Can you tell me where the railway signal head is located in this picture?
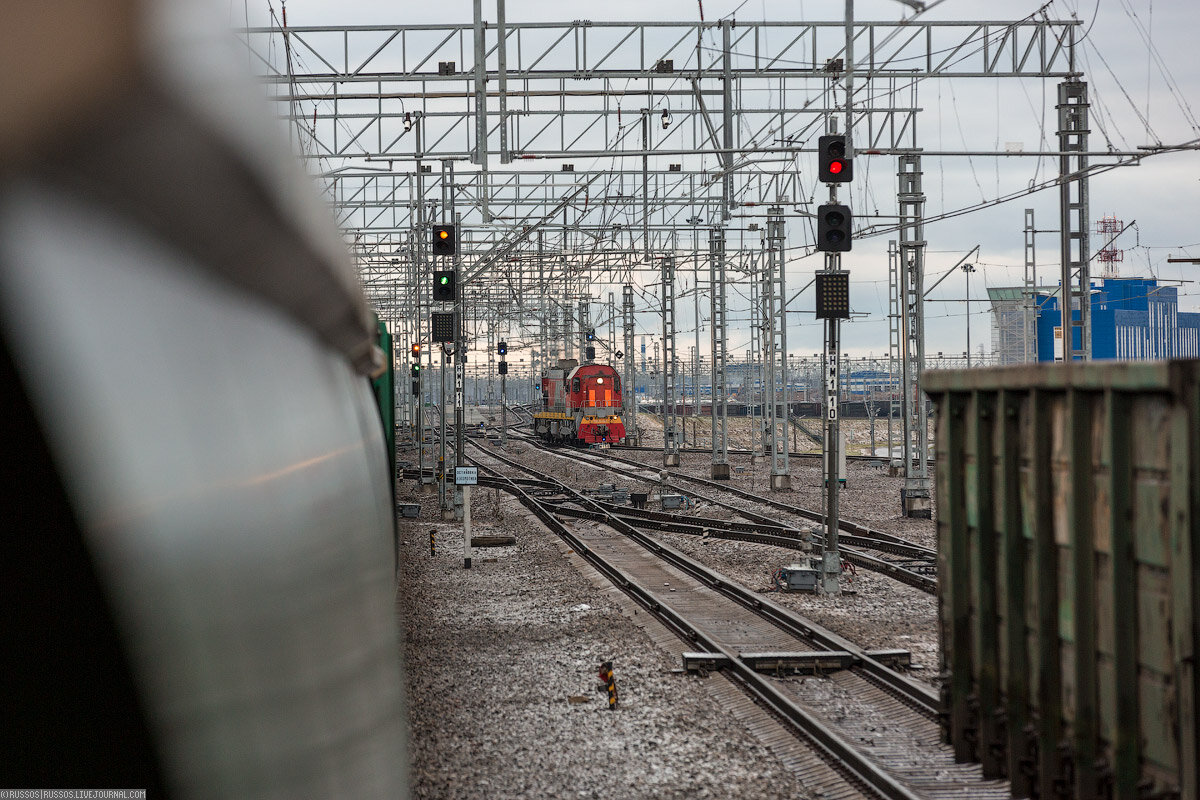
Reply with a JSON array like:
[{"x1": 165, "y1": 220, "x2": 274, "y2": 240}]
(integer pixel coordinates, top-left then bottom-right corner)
[
  {"x1": 498, "y1": 360, "x2": 508, "y2": 375},
  {"x1": 411, "y1": 342, "x2": 421, "y2": 359},
  {"x1": 433, "y1": 269, "x2": 456, "y2": 302},
  {"x1": 411, "y1": 364, "x2": 420, "y2": 377},
  {"x1": 815, "y1": 271, "x2": 851, "y2": 319},
  {"x1": 431, "y1": 311, "x2": 456, "y2": 343},
  {"x1": 816, "y1": 204, "x2": 852, "y2": 253},
  {"x1": 432, "y1": 224, "x2": 456, "y2": 256},
  {"x1": 498, "y1": 340, "x2": 507, "y2": 356},
  {"x1": 818, "y1": 135, "x2": 853, "y2": 183},
  {"x1": 585, "y1": 346, "x2": 596, "y2": 361},
  {"x1": 586, "y1": 328, "x2": 596, "y2": 341}
]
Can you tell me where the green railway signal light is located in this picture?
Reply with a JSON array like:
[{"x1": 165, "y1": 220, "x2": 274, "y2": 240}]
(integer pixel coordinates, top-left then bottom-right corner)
[{"x1": 433, "y1": 270, "x2": 456, "y2": 302}]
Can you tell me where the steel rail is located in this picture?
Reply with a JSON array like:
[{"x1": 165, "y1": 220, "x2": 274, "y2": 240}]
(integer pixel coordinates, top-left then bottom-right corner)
[
  {"x1": 460, "y1": 449, "x2": 928, "y2": 800},
  {"x1": 507, "y1": 431, "x2": 938, "y2": 583},
  {"x1": 577, "y1": 442, "x2": 935, "y2": 552},
  {"x1": 587, "y1": 504, "x2": 937, "y2": 595},
  {"x1": 465, "y1": 440, "x2": 939, "y2": 718}
]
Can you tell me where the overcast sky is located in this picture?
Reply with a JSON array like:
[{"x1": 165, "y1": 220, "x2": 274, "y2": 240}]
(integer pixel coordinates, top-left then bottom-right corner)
[{"x1": 238, "y1": 0, "x2": 1200, "y2": 360}]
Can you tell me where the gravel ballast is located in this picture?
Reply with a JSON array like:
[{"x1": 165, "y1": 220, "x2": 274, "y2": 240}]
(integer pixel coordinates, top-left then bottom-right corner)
[
  {"x1": 397, "y1": 481, "x2": 814, "y2": 799},
  {"x1": 396, "y1": 413, "x2": 943, "y2": 797}
]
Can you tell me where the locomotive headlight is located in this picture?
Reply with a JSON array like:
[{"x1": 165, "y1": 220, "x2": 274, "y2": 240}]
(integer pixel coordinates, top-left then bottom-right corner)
[{"x1": 597, "y1": 378, "x2": 604, "y2": 384}]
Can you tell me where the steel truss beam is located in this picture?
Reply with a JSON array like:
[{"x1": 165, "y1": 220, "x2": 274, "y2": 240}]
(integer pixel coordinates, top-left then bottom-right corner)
[
  {"x1": 897, "y1": 154, "x2": 931, "y2": 518},
  {"x1": 765, "y1": 207, "x2": 790, "y2": 490},
  {"x1": 1057, "y1": 80, "x2": 1090, "y2": 361},
  {"x1": 661, "y1": 255, "x2": 680, "y2": 466},
  {"x1": 248, "y1": 19, "x2": 1077, "y2": 165},
  {"x1": 708, "y1": 228, "x2": 729, "y2": 478}
]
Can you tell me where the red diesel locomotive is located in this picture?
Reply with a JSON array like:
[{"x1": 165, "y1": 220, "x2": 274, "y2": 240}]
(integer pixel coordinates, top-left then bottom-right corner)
[{"x1": 533, "y1": 358, "x2": 626, "y2": 444}]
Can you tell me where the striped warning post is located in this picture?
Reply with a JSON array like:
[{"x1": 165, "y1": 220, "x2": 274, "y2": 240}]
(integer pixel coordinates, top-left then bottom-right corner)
[{"x1": 598, "y1": 661, "x2": 617, "y2": 710}]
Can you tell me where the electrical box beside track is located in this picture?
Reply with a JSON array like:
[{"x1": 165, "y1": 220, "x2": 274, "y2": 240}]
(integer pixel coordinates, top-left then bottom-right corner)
[{"x1": 778, "y1": 563, "x2": 819, "y2": 593}]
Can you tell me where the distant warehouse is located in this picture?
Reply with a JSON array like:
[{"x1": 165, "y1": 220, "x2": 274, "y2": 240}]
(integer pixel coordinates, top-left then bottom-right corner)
[{"x1": 988, "y1": 278, "x2": 1200, "y2": 363}]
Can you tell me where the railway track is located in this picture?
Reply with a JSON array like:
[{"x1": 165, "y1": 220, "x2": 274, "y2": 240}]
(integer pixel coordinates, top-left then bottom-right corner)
[
  {"x1": 418, "y1": 407, "x2": 935, "y2": 592},
  {"x1": 501, "y1": 429, "x2": 937, "y2": 593},
  {"x1": 455, "y1": 439, "x2": 1006, "y2": 800},
  {"x1": 615, "y1": 410, "x2": 937, "y2": 469}
]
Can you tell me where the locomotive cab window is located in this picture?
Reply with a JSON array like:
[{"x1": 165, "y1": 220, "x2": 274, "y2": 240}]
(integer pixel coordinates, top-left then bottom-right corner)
[{"x1": 572, "y1": 378, "x2": 580, "y2": 392}]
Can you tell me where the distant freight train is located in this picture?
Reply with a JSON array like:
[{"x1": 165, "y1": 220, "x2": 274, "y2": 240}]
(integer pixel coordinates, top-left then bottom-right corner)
[{"x1": 534, "y1": 358, "x2": 626, "y2": 444}]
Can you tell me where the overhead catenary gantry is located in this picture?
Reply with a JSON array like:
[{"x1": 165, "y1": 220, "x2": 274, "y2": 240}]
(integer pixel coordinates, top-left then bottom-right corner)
[{"x1": 247, "y1": 11, "x2": 1091, "y2": 492}]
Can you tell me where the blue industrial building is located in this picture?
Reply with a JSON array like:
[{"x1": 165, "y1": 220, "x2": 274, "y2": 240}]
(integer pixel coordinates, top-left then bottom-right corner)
[{"x1": 1036, "y1": 277, "x2": 1200, "y2": 361}]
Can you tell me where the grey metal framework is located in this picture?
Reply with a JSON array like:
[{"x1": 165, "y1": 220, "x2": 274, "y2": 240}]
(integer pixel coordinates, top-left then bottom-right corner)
[
  {"x1": 246, "y1": 17, "x2": 1083, "y2": 259},
  {"x1": 764, "y1": 207, "x2": 790, "y2": 490},
  {"x1": 661, "y1": 255, "x2": 679, "y2": 466},
  {"x1": 1024, "y1": 207, "x2": 1037, "y2": 362},
  {"x1": 486, "y1": 315, "x2": 496, "y2": 403},
  {"x1": 897, "y1": 154, "x2": 930, "y2": 517},
  {"x1": 563, "y1": 297, "x2": 575, "y2": 361},
  {"x1": 708, "y1": 228, "x2": 729, "y2": 479},
  {"x1": 578, "y1": 298, "x2": 590, "y2": 361},
  {"x1": 247, "y1": 18, "x2": 1081, "y2": 162},
  {"x1": 606, "y1": 292, "x2": 616, "y2": 368},
  {"x1": 240, "y1": 14, "x2": 1108, "y2": 517},
  {"x1": 887, "y1": 239, "x2": 900, "y2": 461},
  {"x1": 622, "y1": 284, "x2": 637, "y2": 443},
  {"x1": 991, "y1": 293, "x2": 1032, "y2": 366},
  {"x1": 1057, "y1": 80, "x2": 1091, "y2": 361},
  {"x1": 747, "y1": 248, "x2": 764, "y2": 457}
]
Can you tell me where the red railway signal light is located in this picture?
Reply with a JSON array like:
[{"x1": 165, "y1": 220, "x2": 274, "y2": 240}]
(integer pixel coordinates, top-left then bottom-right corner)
[{"x1": 818, "y1": 135, "x2": 853, "y2": 183}]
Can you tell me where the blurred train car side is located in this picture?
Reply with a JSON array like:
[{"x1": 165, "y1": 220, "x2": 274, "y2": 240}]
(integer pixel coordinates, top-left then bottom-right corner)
[{"x1": 0, "y1": 2, "x2": 407, "y2": 797}]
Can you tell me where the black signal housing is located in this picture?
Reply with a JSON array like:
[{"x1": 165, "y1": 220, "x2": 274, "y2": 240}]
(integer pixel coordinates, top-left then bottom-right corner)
[
  {"x1": 816, "y1": 204, "x2": 852, "y2": 253},
  {"x1": 818, "y1": 135, "x2": 853, "y2": 183}
]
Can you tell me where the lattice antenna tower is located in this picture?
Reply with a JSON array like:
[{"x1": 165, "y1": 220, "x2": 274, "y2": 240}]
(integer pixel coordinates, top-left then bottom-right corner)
[{"x1": 1095, "y1": 214, "x2": 1124, "y2": 278}]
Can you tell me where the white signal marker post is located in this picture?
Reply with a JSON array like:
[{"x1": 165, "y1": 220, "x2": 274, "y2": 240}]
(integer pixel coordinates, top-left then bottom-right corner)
[
  {"x1": 823, "y1": 339, "x2": 841, "y2": 595},
  {"x1": 455, "y1": 466, "x2": 478, "y2": 568}
]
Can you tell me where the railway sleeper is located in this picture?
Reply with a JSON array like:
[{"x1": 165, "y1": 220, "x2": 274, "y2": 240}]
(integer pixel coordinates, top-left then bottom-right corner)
[
  {"x1": 863, "y1": 648, "x2": 913, "y2": 669},
  {"x1": 682, "y1": 651, "x2": 857, "y2": 676}
]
